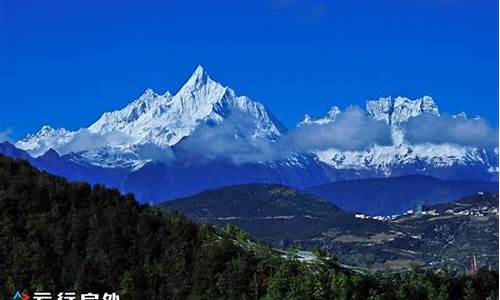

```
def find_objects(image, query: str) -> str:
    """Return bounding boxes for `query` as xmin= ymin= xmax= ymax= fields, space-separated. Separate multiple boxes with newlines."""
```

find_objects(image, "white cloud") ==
xmin=134 ymin=143 xmax=175 ymax=163
xmin=56 ymin=129 xmax=137 ymax=154
xmin=284 ymin=106 xmax=392 ymax=152
xmin=178 ymin=107 xmax=393 ymax=163
xmin=404 ymin=113 xmax=498 ymax=148
xmin=53 ymin=128 xmax=175 ymax=163
xmin=177 ymin=112 xmax=284 ymax=163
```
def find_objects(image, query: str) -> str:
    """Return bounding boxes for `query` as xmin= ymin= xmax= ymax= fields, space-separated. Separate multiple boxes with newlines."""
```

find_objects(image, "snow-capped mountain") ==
xmin=365 ymin=95 xmax=439 ymax=125
xmin=88 ymin=65 xmax=284 ymax=147
xmin=16 ymin=125 xmax=75 ymax=157
xmin=300 ymin=106 xmax=341 ymax=125
xmin=6 ymin=66 xmax=498 ymax=202
xmin=305 ymin=96 xmax=498 ymax=180
xmin=17 ymin=66 xmax=286 ymax=168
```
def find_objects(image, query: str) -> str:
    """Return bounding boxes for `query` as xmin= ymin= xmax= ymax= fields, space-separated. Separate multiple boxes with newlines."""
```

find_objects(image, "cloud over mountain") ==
xmin=178 ymin=112 xmax=286 ymax=163
xmin=12 ymin=67 xmax=498 ymax=179
xmin=285 ymin=106 xmax=392 ymax=152
xmin=179 ymin=107 xmax=393 ymax=163
xmin=404 ymin=114 xmax=498 ymax=148
xmin=56 ymin=129 xmax=136 ymax=155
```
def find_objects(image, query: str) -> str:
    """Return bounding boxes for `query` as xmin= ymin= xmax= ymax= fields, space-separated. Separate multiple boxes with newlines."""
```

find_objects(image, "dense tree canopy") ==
xmin=0 ymin=155 xmax=497 ymax=299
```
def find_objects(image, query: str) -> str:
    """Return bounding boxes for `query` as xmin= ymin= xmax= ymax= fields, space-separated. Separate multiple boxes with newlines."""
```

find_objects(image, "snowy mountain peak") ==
xmin=174 ymin=66 xmax=226 ymax=106
xmin=25 ymin=125 xmax=73 ymax=142
xmin=163 ymin=91 xmax=173 ymax=98
xmin=141 ymin=88 xmax=156 ymax=98
xmin=418 ymin=95 xmax=439 ymax=114
xmin=88 ymin=87 xmax=173 ymax=135
xmin=191 ymin=65 xmax=208 ymax=81
xmin=300 ymin=114 xmax=313 ymax=125
xmin=326 ymin=106 xmax=341 ymax=120
xmin=16 ymin=66 xmax=285 ymax=165
xmin=304 ymin=96 xmax=440 ymax=129
xmin=13 ymin=65 xmax=496 ymax=179
xmin=299 ymin=105 xmax=342 ymax=125
xmin=16 ymin=125 xmax=75 ymax=157
xmin=366 ymin=96 xmax=440 ymax=125
xmin=179 ymin=65 xmax=213 ymax=92
xmin=175 ymin=65 xmax=226 ymax=104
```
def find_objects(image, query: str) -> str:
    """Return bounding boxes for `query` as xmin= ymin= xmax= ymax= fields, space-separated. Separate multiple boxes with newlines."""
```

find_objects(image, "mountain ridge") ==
xmin=3 ymin=66 xmax=497 ymax=203
xmin=161 ymin=183 xmax=385 ymax=245
xmin=305 ymin=175 xmax=499 ymax=215
xmin=160 ymin=182 xmax=499 ymax=271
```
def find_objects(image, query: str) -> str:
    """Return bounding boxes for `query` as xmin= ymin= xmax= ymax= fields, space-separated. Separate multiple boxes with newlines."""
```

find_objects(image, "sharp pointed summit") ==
xmin=11 ymin=67 xmax=498 ymax=197
xmin=193 ymin=64 xmax=208 ymax=78
xmin=140 ymin=88 xmax=157 ymax=98
xmin=176 ymin=65 xmax=222 ymax=99
xmin=299 ymin=105 xmax=341 ymax=125
xmin=182 ymin=65 xmax=211 ymax=88
xmin=24 ymin=65 xmax=285 ymax=161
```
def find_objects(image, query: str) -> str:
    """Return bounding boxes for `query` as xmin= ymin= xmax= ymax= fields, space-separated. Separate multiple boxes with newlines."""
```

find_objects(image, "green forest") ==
xmin=0 ymin=155 xmax=498 ymax=300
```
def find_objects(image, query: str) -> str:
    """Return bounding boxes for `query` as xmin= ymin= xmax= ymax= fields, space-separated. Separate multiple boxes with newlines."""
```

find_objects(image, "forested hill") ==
xmin=0 ymin=155 xmax=498 ymax=299
xmin=162 ymin=184 xmax=386 ymax=245
xmin=0 ymin=155 xmax=269 ymax=299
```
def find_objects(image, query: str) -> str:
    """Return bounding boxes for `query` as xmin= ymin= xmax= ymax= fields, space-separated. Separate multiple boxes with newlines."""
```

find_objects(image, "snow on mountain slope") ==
xmin=16 ymin=66 xmax=285 ymax=167
xmin=16 ymin=125 xmax=75 ymax=157
xmin=306 ymin=96 xmax=497 ymax=177
xmin=316 ymin=144 xmax=492 ymax=173
xmin=8 ymin=66 xmax=496 ymax=204
xmin=14 ymin=67 xmax=498 ymax=181
xmin=300 ymin=106 xmax=341 ymax=126
xmin=88 ymin=65 xmax=284 ymax=147
xmin=366 ymin=96 xmax=439 ymax=125
xmin=87 ymin=88 xmax=173 ymax=140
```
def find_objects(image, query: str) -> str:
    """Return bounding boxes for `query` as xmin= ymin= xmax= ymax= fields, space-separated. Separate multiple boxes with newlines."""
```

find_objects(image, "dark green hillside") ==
xmin=0 ymin=156 xmax=270 ymax=299
xmin=0 ymin=155 xmax=497 ymax=300
xmin=163 ymin=184 xmax=498 ymax=272
xmin=162 ymin=184 xmax=386 ymax=245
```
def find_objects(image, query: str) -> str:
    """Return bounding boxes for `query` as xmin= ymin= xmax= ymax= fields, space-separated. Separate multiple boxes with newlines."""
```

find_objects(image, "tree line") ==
xmin=0 ymin=155 xmax=497 ymax=299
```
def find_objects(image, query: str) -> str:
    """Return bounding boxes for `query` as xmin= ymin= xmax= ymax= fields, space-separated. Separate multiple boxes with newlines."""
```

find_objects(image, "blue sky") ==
xmin=1 ymin=0 xmax=498 ymax=140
